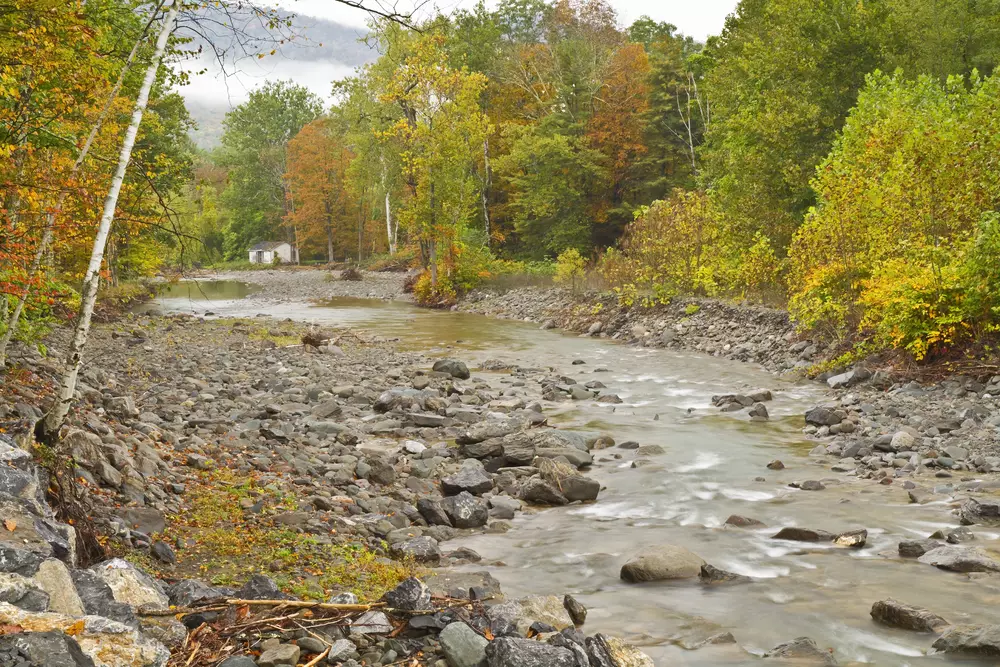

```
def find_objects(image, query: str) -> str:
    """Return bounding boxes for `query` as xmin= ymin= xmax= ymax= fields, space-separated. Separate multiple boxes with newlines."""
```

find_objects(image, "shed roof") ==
xmin=249 ymin=241 xmax=288 ymax=251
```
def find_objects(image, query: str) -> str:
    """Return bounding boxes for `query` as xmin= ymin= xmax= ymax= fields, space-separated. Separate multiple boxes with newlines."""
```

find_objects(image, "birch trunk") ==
xmin=384 ymin=191 xmax=395 ymax=255
xmin=38 ymin=0 xmax=179 ymax=442
xmin=481 ymin=138 xmax=491 ymax=240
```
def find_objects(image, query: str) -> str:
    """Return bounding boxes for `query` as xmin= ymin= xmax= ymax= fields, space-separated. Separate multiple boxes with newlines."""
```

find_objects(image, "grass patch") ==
xmin=131 ymin=471 xmax=415 ymax=601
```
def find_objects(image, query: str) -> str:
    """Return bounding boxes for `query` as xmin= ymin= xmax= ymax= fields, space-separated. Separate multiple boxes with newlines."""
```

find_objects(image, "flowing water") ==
xmin=146 ymin=281 xmax=1000 ymax=666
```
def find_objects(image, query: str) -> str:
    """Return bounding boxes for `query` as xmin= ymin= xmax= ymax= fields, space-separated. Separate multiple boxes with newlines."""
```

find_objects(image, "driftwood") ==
xmin=161 ymin=594 xmax=488 ymax=667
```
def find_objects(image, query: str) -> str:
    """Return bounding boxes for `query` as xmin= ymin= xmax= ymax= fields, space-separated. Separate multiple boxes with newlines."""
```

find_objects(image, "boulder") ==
xmin=33 ymin=559 xmax=84 ymax=616
xmin=165 ymin=579 xmax=229 ymax=608
xmin=586 ymin=634 xmax=655 ymax=667
xmin=441 ymin=462 xmax=494 ymax=496
xmin=959 ymin=499 xmax=1000 ymax=526
xmin=457 ymin=419 xmax=525 ymax=445
xmin=440 ymin=492 xmax=488 ymax=529
xmin=71 ymin=571 xmax=136 ymax=627
xmin=932 ymin=625 xmax=1000 ymax=657
xmin=870 ymin=599 xmax=948 ymax=632
xmin=772 ymin=527 xmax=834 ymax=542
xmin=804 ymin=407 xmax=843 ymax=427
xmin=833 ymin=529 xmax=867 ymax=548
xmin=620 ymin=545 xmax=705 ymax=582
xmin=898 ymin=539 xmax=940 ymax=558
xmin=117 ymin=508 xmax=165 ymax=536
xmin=433 ymin=359 xmax=471 ymax=379
xmin=700 ymin=563 xmax=751 ymax=585
xmin=518 ymin=477 xmax=568 ymax=506
xmin=389 ymin=537 xmax=442 ymax=564
xmin=0 ymin=601 xmax=169 ymax=667
xmin=0 ymin=546 xmax=45 ymax=576
xmin=0 ymin=631 xmax=94 ymax=667
xmin=89 ymin=559 xmax=168 ymax=610
xmin=918 ymin=546 xmax=1000 ymax=573
xmin=0 ymin=572 xmax=50 ymax=611
xmin=382 ymin=577 xmax=431 ymax=611
xmin=764 ymin=637 xmax=837 ymax=665
xmin=440 ymin=621 xmax=488 ymax=667
xmin=535 ymin=458 xmax=600 ymax=502
xmin=236 ymin=575 xmax=290 ymax=601
xmin=417 ymin=498 xmax=453 ymax=527
xmin=487 ymin=595 xmax=574 ymax=634
xmin=725 ymin=515 xmax=765 ymax=528
xmin=485 ymin=637 xmax=576 ymax=667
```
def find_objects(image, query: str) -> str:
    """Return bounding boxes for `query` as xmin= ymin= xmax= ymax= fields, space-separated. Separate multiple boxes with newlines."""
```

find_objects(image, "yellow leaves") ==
xmin=65 ymin=620 xmax=86 ymax=637
xmin=3 ymin=519 xmax=15 ymax=532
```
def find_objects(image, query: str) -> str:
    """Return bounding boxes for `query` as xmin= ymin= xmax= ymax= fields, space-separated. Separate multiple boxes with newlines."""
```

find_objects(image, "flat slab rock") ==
xmin=932 ymin=624 xmax=1000 ymax=657
xmin=918 ymin=546 xmax=1000 ymax=572
xmin=871 ymin=599 xmax=948 ymax=632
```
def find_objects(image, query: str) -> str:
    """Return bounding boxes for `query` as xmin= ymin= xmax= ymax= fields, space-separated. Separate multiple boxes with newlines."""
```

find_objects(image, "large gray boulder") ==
xmin=441 ymin=461 xmax=494 ymax=496
xmin=389 ymin=536 xmax=442 ymax=564
xmin=89 ymin=559 xmax=169 ymax=610
xmin=932 ymin=625 xmax=1000 ymax=657
xmin=620 ymin=545 xmax=705 ymax=582
xmin=959 ymin=498 xmax=1000 ymax=526
xmin=440 ymin=621 xmax=488 ymax=667
xmin=433 ymin=359 xmax=471 ymax=379
xmin=485 ymin=637 xmax=576 ymax=667
xmin=440 ymin=492 xmax=488 ymax=529
xmin=0 ymin=630 xmax=95 ymax=667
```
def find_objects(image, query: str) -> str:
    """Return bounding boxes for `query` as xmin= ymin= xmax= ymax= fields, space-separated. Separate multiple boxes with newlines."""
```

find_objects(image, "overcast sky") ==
xmin=180 ymin=0 xmax=739 ymax=126
xmin=274 ymin=0 xmax=738 ymax=38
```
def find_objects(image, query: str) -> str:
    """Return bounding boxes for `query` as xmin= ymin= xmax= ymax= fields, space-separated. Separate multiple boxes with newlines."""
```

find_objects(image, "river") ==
xmin=145 ymin=280 xmax=999 ymax=666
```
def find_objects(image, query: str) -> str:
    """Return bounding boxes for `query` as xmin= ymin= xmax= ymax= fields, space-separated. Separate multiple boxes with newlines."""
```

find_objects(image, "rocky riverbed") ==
xmin=3 ymin=270 xmax=1000 ymax=666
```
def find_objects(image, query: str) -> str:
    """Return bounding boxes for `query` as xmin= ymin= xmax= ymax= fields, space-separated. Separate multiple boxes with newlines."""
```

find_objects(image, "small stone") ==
xmin=257 ymin=643 xmax=301 ymax=667
xmin=563 ymin=594 xmax=587 ymax=625
xmin=767 ymin=460 xmax=785 ymax=470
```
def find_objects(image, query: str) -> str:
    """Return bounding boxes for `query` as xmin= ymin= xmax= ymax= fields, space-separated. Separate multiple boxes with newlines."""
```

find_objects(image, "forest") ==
xmin=3 ymin=0 xmax=1000 ymax=367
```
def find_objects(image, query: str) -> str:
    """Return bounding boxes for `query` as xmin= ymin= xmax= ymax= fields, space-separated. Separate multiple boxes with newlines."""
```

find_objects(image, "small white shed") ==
xmin=248 ymin=241 xmax=295 ymax=264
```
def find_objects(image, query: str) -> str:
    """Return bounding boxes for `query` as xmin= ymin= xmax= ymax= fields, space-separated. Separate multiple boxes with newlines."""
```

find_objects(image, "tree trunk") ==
xmin=429 ymin=240 xmax=438 ymax=287
xmin=38 ymin=0 xmax=178 ymax=443
xmin=385 ymin=191 xmax=396 ymax=255
xmin=325 ymin=199 xmax=335 ymax=263
xmin=481 ymin=138 xmax=492 ymax=240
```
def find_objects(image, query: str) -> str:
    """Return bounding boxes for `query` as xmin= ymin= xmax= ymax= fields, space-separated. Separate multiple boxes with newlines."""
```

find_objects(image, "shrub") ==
xmin=412 ymin=271 xmax=457 ymax=307
xmin=789 ymin=71 xmax=1000 ymax=358
xmin=553 ymin=248 xmax=586 ymax=291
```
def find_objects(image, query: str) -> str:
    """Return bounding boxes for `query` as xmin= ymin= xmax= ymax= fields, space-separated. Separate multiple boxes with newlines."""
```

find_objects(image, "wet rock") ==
xmin=535 ymin=458 xmax=599 ymax=502
xmin=932 ymin=625 xmax=1000 ymax=657
xmin=563 ymin=594 xmax=587 ymax=626
xmin=620 ymin=545 xmax=705 ymax=582
xmin=725 ymin=515 xmax=765 ymax=528
xmin=748 ymin=402 xmax=769 ymax=420
xmin=439 ymin=621 xmax=488 ymax=667
xmin=946 ymin=526 xmax=975 ymax=544
xmin=441 ymin=462 xmax=494 ymax=496
xmin=382 ymin=577 xmax=431 ymax=611
xmin=0 ymin=601 xmax=169 ymax=667
xmin=805 ymin=407 xmax=844 ymax=427
xmin=798 ymin=480 xmax=826 ymax=491
xmin=90 ymin=559 xmax=168 ymax=610
xmin=440 ymin=492 xmax=488 ymax=529
xmin=871 ymin=599 xmax=948 ymax=632
xmin=585 ymin=634 xmax=654 ymax=667
xmin=390 ymin=537 xmax=442 ymax=564
xmin=918 ymin=546 xmax=1000 ymax=572
xmin=767 ymin=460 xmax=785 ymax=470
xmin=485 ymin=636 xmax=576 ymax=667
xmin=772 ymin=527 xmax=834 ymax=542
xmin=898 ymin=539 xmax=940 ymax=558
xmin=0 ymin=631 xmax=94 ymax=667
xmin=833 ymin=529 xmax=867 ymax=548
xmin=487 ymin=595 xmax=574 ymax=634
xmin=519 ymin=477 xmax=568 ymax=506
xmin=699 ymin=564 xmax=751 ymax=585
xmin=764 ymin=637 xmax=838 ymax=665
xmin=959 ymin=498 xmax=1000 ymax=526
xmin=433 ymin=359 xmax=471 ymax=379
